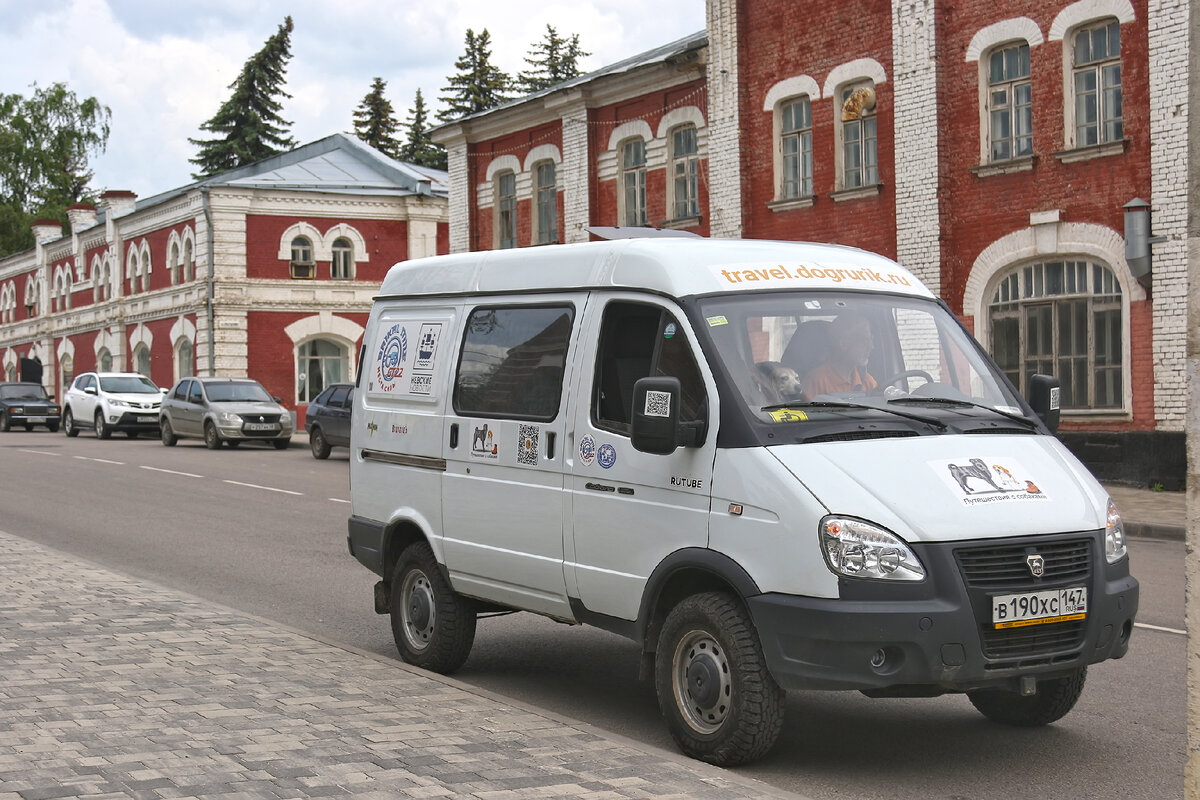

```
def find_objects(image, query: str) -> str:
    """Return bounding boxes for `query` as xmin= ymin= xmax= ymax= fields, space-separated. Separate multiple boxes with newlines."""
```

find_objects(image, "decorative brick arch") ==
xmin=763 ymin=74 xmax=821 ymax=111
xmin=655 ymin=106 xmax=706 ymax=140
xmin=284 ymin=313 xmax=364 ymax=348
xmin=606 ymin=120 xmax=654 ymax=153
xmin=484 ymin=155 xmax=522 ymax=183
xmin=321 ymin=223 xmax=370 ymax=264
xmin=522 ymin=144 xmax=562 ymax=173
xmin=1049 ymin=0 xmax=1136 ymax=41
xmin=822 ymin=58 xmax=888 ymax=98
xmin=966 ymin=18 xmax=1044 ymax=62
xmin=277 ymin=221 xmax=327 ymax=261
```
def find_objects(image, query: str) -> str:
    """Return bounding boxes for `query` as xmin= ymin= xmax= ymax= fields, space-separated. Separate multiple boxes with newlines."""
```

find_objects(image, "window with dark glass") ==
xmin=841 ymin=83 xmax=878 ymax=189
xmin=454 ymin=305 xmax=574 ymax=420
xmin=988 ymin=42 xmax=1033 ymax=161
xmin=989 ymin=260 xmax=1122 ymax=410
xmin=671 ymin=125 xmax=699 ymax=219
xmin=1073 ymin=19 xmax=1122 ymax=146
xmin=497 ymin=171 xmax=517 ymax=249
xmin=621 ymin=139 xmax=647 ymax=226
xmin=781 ymin=97 xmax=813 ymax=198
xmin=290 ymin=236 xmax=315 ymax=279
xmin=534 ymin=162 xmax=557 ymax=245
xmin=331 ymin=237 xmax=353 ymax=279
xmin=593 ymin=301 xmax=705 ymax=435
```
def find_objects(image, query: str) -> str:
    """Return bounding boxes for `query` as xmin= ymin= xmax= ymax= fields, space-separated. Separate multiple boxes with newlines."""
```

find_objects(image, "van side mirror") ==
xmin=631 ymin=377 xmax=682 ymax=454
xmin=1028 ymin=374 xmax=1061 ymax=433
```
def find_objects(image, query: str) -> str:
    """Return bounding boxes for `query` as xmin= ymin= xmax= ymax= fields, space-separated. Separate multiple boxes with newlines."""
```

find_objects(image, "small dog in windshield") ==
xmin=757 ymin=361 xmax=806 ymax=401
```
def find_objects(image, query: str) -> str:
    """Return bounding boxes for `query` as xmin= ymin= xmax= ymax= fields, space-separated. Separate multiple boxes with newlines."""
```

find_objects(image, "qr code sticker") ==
xmin=645 ymin=390 xmax=671 ymax=418
xmin=518 ymin=425 xmax=539 ymax=466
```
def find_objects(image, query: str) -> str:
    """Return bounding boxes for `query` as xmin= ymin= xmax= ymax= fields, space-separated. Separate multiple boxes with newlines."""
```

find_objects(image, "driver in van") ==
xmin=802 ymin=311 xmax=878 ymax=396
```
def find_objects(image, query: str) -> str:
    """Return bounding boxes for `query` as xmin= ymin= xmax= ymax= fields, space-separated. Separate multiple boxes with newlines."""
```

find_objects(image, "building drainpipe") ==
xmin=200 ymin=187 xmax=216 ymax=377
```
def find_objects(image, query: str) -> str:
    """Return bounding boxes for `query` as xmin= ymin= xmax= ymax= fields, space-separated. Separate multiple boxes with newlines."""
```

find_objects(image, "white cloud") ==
xmin=0 ymin=0 xmax=705 ymax=197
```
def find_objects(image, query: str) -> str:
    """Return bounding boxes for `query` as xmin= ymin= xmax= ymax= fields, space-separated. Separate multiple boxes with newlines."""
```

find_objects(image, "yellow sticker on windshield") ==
xmin=769 ymin=408 xmax=808 ymax=423
xmin=706 ymin=315 xmax=728 ymax=326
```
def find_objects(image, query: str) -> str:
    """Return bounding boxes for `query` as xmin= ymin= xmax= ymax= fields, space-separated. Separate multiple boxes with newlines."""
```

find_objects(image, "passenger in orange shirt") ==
xmin=802 ymin=312 xmax=878 ymax=396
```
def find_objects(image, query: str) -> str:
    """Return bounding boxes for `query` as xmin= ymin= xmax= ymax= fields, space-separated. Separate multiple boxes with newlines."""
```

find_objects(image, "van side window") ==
xmin=454 ymin=305 xmax=574 ymax=421
xmin=594 ymin=302 xmax=706 ymax=435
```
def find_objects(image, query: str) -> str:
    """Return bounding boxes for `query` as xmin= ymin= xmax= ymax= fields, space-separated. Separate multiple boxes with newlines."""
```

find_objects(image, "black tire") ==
xmin=0 ymin=412 xmax=10 ymax=432
xmin=968 ymin=667 xmax=1087 ymax=726
xmin=203 ymin=421 xmax=222 ymax=449
xmin=272 ymin=438 xmax=290 ymax=450
xmin=125 ymin=430 xmax=139 ymax=439
xmin=226 ymin=440 xmax=240 ymax=448
xmin=655 ymin=592 xmax=785 ymax=767
xmin=95 ymin=410 xmax=111 ymax=439
xmin=23 ymin=423 xmax=33 ymax=431
xmin=63 ymin=408 xmax=79 ymax=437
xmin=46 ymin=422 xmax=58 ymax=433
xmin=389 ymin=541 xmax=476 ymax=674
xmin=161 ymin=419 xmax=177 ymax=446
xmin=310 ymin=427 xmax=331 ymax=459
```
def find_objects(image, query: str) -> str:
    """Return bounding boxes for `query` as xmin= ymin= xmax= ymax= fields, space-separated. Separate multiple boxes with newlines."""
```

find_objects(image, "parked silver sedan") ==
xmin=159 ymin=376 xmax=293 ymax=449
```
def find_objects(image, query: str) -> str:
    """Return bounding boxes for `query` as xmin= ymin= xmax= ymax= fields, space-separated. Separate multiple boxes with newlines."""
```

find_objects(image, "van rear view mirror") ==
xmin=1028 ymin=374 xmax=1061 ymax=433
xmin=631 ymin=376 xmax=681 ymax=454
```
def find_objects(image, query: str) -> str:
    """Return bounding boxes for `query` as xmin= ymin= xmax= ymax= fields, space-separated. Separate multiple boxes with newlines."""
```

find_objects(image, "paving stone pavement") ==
xmin=0 ymin=531 xmax=807 ymax=800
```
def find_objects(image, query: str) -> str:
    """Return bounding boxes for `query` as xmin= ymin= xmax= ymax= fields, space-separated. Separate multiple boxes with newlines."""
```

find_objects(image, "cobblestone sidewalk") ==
xmin=0 ymin=532 xmax=805 ymax=800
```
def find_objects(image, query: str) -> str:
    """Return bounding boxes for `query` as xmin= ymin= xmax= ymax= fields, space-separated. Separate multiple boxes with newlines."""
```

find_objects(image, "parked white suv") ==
xmin=63 ymin=372 xmax=165 ymax=439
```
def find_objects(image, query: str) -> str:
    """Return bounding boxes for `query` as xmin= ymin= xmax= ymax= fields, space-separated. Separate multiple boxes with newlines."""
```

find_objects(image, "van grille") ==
xmin=955 ymin=538 xmax=1092 ymax=590
xmin=980 ymin=620 xmax=1087 ymax=661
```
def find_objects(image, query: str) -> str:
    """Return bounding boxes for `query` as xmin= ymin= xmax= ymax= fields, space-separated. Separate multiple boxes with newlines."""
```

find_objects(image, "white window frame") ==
xmin=985 ymin=41 xmax=1034 ymax=162
xmin=290 ymin=236 xmax=315 ymax=279
xmin=1070 ymin=18 xmax=1123 ymax=148
xmin=1050 ymin=1 xmax=1134 ymax=153
xmin=331 ymin=237 xmax=354 ymax=280
xmin=495 ymin=170 xmax=517 ymax=250
xmin=835 ymin=80 xmax=878 ymax=191
xmin=668 ymin=123 xmax=700 ymax=221
xmin=618 ymin=137 xmax=648 ymax=227
xmin=533 ymin=160 xmax=558 ymax=245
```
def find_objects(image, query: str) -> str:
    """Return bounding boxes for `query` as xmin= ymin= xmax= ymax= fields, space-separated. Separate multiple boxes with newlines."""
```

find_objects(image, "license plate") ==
xmin=27 ymin=416 xmax=47 ymax=423
xmin=244 ymin=422 xmax=278 ymax=431
xmin=137 ymin=415 xmax=158 ymax=423
xmin=992 ymin=586 xmax=1087 ymax=629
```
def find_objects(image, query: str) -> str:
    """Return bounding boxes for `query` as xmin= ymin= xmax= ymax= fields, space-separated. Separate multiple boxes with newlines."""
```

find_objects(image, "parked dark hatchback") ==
xmin=305 ymin=383 xmax=353 ymax=458
xmin=0 ymin=382 xmax=61 ymax=431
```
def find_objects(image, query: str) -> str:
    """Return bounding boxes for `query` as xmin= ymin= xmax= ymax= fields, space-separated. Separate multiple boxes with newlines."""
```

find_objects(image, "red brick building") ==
xmin=0 ymin=134 xmax=449 ymax=425
xmin=431 ymin=0 xmax=1190 ymax=487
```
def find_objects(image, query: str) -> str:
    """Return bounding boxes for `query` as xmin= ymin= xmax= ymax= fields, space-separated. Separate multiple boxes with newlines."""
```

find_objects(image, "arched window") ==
xmin=495 ymin=171 xmax=517 ymax=249
xmin=987 ymin=42 xmax=1033 ymax=161
xmin=1072 ymin=19 xmax=1122 ymax=146
xmin=98 ymin=348 xmax=113 ymax=372
xmin=534 ymin=161 xmax=557 ymax=245
xmin=60 ymin=353 xmax=74 ymax=392
xmin=331 ymin=237 xmax=353 ymax=280
xmin=838 ymin=81 xmax=878 ymax=189
xmin=780 ymin=97 xmax=813 ymax=198
xmin=297 ymin=338 xmax=349 ymax=403
xmin=183 ymin=239 xmax=194 ymax=282
xmin=988 ymin=260 xmax=1123 ymax=409
xmin=669 ymin=124 xmax=700 ymax=219
xmin=133 ymin=344 xmax=151 ymax=377
xmin=175 ymin=339 xmax=194 ymax=381
xmin=290 ymin=237 xmax=315 ymax=279
xmin=619 ymin=138 xmax=647 ymax=226
xmin=169 ymin=242 xmax=180 ymax=285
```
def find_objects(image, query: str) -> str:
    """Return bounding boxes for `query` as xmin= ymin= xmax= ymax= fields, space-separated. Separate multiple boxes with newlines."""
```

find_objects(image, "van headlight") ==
xmin=820 ymin=516 xmax=926 ymax=581
xmin=1105 ymin=499 xmax=1128 ymax=564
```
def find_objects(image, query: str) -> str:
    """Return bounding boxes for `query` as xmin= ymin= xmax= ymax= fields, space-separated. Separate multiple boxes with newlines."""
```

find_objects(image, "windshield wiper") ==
xmin=887 ymin=396 xmax=1039 ymax=429
xmin=762 ymin=399 xmax=946 ymax=430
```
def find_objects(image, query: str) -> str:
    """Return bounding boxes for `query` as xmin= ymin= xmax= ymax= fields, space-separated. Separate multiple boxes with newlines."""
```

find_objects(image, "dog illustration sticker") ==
xmin=470 ymin=423 xmax=499 ymax=460
xmin=931 ymin=457 xmax=1048 ymax=506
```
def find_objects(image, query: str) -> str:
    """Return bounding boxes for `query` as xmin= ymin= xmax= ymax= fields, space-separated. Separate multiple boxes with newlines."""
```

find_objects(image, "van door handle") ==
xmin=449 ymin=423 xmax=458 ymax=449
xmin=546 ymin=431 xmax=556 ymax=459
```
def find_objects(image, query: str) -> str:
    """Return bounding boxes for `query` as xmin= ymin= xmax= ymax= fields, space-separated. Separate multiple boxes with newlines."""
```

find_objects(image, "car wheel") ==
xmin=125 ymin=430 xmax=139 ymax=439
xmin=46 ymin=422 xmax=59 ymax=433
xmin=203 ymin=421 xmax=222 ymax=449
xmin=160 ymin=419 xmax=177 ymax=446
xmin=655 ymin=592 xmax=785 ymax=767
xmin=0 ymin=412 xmax=9 ymax=432
xmin=226 ymin=440 xmax=240 ymax=448
xmin=63 ymin=408 xmax=79 ymax=437
xmin=272 ymin=438 xmax=290 ymax=450
xmin=968 ymin=667 xmax=1087 ymax=726
xmin=389 ymin=541 xmax=476 ymax=674
xmin=23 ymin=423 xmax=33 ymax=431
xmin=310 ymin=427 xmax=331 ymax=459
xmin=94 ymin=410 xmax=111 ymax=439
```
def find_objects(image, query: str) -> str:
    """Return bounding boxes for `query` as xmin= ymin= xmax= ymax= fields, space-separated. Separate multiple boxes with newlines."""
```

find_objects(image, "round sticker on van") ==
xmin=579 ymin=434 xmax=596 ymax=466
xmin=664 ymin=322 xmax=677 ymax=339
xmin=375 ymin=324 xmax=408 ymax=392
xmin=597 ymin=444 xmax=617 ymax=469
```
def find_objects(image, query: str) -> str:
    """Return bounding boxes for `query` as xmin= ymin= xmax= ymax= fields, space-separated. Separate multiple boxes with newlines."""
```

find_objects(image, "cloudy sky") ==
xmin=0 ymin=0 xmax=706 ymax=198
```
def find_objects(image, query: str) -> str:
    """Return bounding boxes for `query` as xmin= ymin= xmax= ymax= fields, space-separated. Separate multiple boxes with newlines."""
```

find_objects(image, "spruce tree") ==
xmin=437 ymin=28 xmax=511 ymax=122
xmin=189 ymin=16 xmax=296 ymax=178
xmin=399 ymin=89 xmax=447 ymax=170
xmin=352 ymin=77 xmax=402 ymax=159
xmin=517 ymin=25 xmax=589 ymax=94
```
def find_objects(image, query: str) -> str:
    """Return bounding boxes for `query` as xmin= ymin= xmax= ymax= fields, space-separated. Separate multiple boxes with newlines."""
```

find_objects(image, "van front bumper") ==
xmin=747 ymin=531 xmax=1138 ymax=693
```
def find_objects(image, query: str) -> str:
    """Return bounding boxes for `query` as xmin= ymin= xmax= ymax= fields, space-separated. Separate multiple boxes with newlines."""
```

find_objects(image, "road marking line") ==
xmin=328 ymin=498 xmax=350 ymax=504
xmin=73 ymin=455 xmax=125 ymax=465
xmin=223 ymin=479 xmax=303 ymax=496
xmin=140 ymin=465 xmax=204 ymax=478
xmin=18 ymin=449 xmax=61 ymax=457
xmin=1135 ymin=622 xmax=1186 ymax=636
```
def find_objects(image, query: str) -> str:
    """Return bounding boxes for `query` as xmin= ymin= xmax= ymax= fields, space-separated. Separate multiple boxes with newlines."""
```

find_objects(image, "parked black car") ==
xmin=0 ymin=382 xmax=61 ymax=432
xmin=305 ymin=383 xmax=353 ymax=458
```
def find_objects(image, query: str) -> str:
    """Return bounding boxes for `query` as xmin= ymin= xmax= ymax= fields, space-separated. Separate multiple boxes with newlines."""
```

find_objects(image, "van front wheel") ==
xmin=390 ymin=542 xmax=476 ymax=674
xmin=655 ymin=592 xmax=785 ymax=766
xmin=968 ymin=667 xmax=1086 ymax=726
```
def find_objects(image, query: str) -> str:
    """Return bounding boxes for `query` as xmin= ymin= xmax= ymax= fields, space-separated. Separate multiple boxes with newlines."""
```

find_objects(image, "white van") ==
xmin=347 ymin=237 xmax=1137 ymax=766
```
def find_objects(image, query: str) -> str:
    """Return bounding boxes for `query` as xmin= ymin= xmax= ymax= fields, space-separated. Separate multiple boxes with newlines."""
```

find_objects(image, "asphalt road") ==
xmin=0 ymin=429 xmax=1185 ymax=799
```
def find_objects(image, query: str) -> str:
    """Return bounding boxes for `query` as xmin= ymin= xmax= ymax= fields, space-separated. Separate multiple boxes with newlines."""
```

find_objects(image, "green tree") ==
xmin=437 ymin=28 xmax=511 ymax=122
xmin=352 ymin=77 xmax=402 ymax=158
xmin=189 ymin=16 xmax=296 ymax=178
xmin=0 ymin=82 xmax=110 ymax=256
xmin=517 ymin=25 xmax=589 ymax=94
xmin=399 ymin=89 xmax=447 ymax=170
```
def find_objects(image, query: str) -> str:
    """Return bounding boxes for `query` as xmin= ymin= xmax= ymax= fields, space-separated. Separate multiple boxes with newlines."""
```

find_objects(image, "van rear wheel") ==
xmin=655 ymin=592 xmax=785 ymax=766
xmin=390 ymin=541 xmax=476 ymax=674
xmin=967 ymin=667 xmax=1086 ymax=726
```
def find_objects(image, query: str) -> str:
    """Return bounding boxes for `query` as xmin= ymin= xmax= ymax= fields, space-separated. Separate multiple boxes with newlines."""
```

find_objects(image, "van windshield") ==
xmin=696 ymin=291 xmax=1029 ymax=434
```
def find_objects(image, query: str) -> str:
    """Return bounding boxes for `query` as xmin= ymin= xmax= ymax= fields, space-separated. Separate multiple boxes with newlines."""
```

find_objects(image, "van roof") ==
xmin=377 ymin=239 xmax=934 ymax=300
